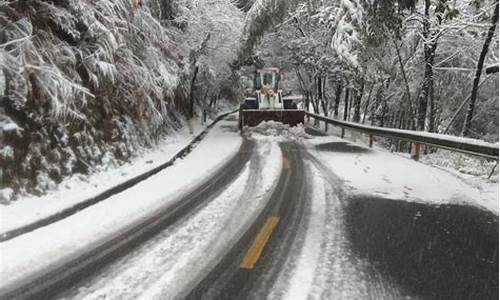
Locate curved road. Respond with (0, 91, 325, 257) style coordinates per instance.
(0, 139, 254, 300)
(183, 138, 498, 300)
(2, 120, 497, 300)
(185, 142, 308, 300)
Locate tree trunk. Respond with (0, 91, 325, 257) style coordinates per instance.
(353, 79, 364, 123)
(321, 76, 328, 116)
(362, 83, 374, 124)
(295, 68, 311, 112)
(392, 36, 413, 112)
(311, 97, 319, 114)
(370, 89, 380, 126)
(305, 92, 311, 113)
(188, 65, 199, 119)
(380, 102, 386, 127)
(462, 2, 499, 137)
(333, 84, 342, 118)
(343, 88, 350, 121)
(317, 75, 323, 114)
(428, 82, 436, 132)
(416, 0, 437, 131)
(442, 77, 488, 134)
(209, 95, 216, 108)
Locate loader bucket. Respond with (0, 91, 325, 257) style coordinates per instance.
(239, 109, 305, 129)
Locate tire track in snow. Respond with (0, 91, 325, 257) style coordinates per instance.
(267, 154, 415, 300)
(267, 161, 324, 300)
(0, 110, 239, 243)
(184, 141, 309, 300)
(0, 138, 252, 300)
(247, 142, 309, 300)
(311, 154, 414, 300)
(54, 140, 282, 300)
(56, 167, 253, 300)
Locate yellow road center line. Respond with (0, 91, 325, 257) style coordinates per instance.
(240, 216, 280, 269)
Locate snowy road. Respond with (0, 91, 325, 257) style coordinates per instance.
(1, 141, 255, 299)
(1, 118, 497, 300)
(186, 142, 309, 300)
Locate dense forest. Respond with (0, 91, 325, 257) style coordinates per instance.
(253, 0, 498, 139)
(1, 0, 498, 198)
(0, 0, 244, 197)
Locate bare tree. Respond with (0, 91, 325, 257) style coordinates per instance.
(462, 2, 499, 137)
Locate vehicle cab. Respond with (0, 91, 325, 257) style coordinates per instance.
(254, 68, 283, 109)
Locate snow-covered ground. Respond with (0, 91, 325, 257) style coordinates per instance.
(0, 115, 220, 237)
(56, 139, 282, 300)
(418, 149, 498, 202)
(306, 133, 498, 214)
(246, 121, 497, 214)
(1, 119, 496, 299)
(270, 163, 410, 300)
(264, 123, 498, 300)
(0, 117, 243, 295)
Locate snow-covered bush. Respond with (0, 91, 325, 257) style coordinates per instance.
(0, 0, 243, 198)
(421, 149, 498, 181)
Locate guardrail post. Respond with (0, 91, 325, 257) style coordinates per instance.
(304, 112, 498, 160)
(411, 143, 421, 161)
(324, 121, 328, 132)
(369, 135, 373, 148)
(488, 161, 498, 179)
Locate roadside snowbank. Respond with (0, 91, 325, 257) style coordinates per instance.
(0, 116, 214, 237)
(0, 118, 242, 295)
(307, 135, 498, 214)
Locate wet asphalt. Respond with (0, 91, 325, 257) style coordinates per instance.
(345, 196, 498, 300)
(185, 138, 498, 300)
(0, 139, 255, 300)
(4, 120, 497, 300)
(315, 141, 372, 153)
(315, 139, 498, 299)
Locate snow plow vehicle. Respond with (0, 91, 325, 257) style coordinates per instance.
(238, 68, 305, 130)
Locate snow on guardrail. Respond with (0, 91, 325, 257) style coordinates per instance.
(306, 112, 499, 160)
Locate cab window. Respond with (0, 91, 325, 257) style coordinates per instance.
(263, 73, 273, 86)
(254, 73, 262, 89)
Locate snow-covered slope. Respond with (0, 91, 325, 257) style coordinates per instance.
(0, 0, 243, 197)
(0, 116, 214, 238)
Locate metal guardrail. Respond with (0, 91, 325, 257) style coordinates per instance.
(306, 112, 499, 160)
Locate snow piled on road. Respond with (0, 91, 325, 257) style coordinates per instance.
(244, 121, 310, 141)
(0, 118, 243, 295)
(307, 135, 498, 214)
